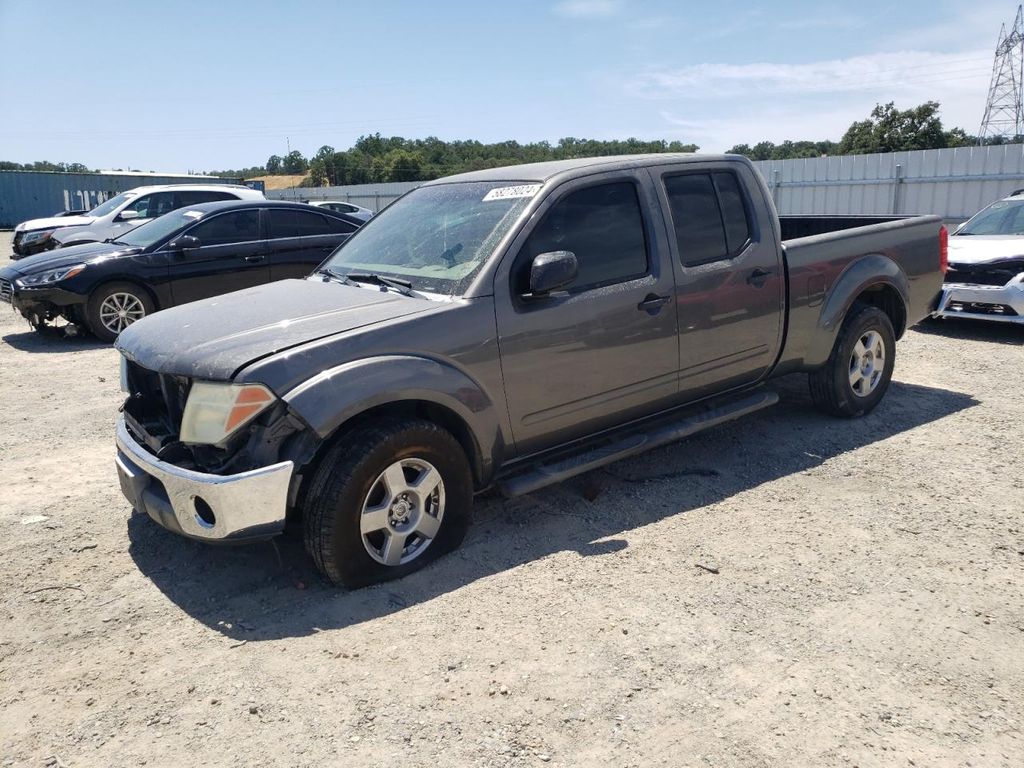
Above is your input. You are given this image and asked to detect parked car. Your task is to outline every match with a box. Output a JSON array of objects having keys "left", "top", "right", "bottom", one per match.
[
  {"left": 112, "top": 154, "right": 945, "bottom": 587},
  {"left": 304, "top": 200, "right": 374, "bottom": 221},
  {"left": 11, "top": 184, "right": 264, "bottom": 258},
  {"left": 932, "top": 191, "right": 1024, "bottom": 324},
  {"left": 0, "top": 200, "right": 360, "bottom": 341}
]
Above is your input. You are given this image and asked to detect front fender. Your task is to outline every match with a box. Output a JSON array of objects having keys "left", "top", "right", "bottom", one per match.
[
  {"left": 283, "top": 355, "right": 504, "bottom": 483},
  {"left": 805, "top": 253, "right": 909, "bottom": 367}
]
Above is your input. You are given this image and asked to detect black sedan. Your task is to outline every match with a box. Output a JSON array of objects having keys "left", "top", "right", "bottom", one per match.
[{"left": 0, "top": 201, "right": 361, "bottom": 341}]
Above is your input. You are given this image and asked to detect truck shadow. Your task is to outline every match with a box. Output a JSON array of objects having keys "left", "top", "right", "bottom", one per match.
[
  {"left": 127, "top": 375, "right": 977, "bottom": 641},
  {"left": 913, "top": 317, "right": 1023, "bottom": 346}
]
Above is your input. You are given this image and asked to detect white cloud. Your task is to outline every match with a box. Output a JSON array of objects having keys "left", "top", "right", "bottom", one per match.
[
  {"left": 633, "top": 50, "right": 991, "bottom": 99},
  {"left": 552, "top": 0, "right": 621, "bottom": 19},
  {"left": 617, "top": 48, "right": 996, "bottom": 151}
]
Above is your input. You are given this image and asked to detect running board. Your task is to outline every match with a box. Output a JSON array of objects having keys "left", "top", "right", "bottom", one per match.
[{"left": 498, "top": 390, "right": 779, "bottom": 498}]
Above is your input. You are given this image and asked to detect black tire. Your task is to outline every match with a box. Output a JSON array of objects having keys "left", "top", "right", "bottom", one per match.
[
  {"left": 85, "top": 282, "right": 155, "bottom": 342},
  {"left": 808, "top": 303, "right": 896, "bottom": 418},
  {"left": 303, "top": 418, "right": 473, "bottom": 588}
]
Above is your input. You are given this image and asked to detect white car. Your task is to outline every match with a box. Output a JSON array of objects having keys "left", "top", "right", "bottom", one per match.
[
  {"left": 305, "top": 200, "right": 374, "bottom": 221},
  {"left": 12, "top": 184, "right": 264, "bottom": 258},
  {"left": 933, "top": 192, "right": 1024, "bottom": 324}
]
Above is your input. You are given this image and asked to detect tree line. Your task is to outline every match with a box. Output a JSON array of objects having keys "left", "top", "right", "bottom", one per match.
[
  {"left": 5, "top": 103, "right": 1022, "bottom": 184},
  {"left": 215, "top": 136, "right": 701, "bottom": 186},
  {"left": 727, "top": 102, "right": 1021, "bottom": 160}
]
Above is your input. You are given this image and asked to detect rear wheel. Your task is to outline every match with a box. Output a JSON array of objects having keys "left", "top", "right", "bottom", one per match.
[
  {"left": 303, "top": 418, "right": 473, "bottom": 587},
  {"left": 86, "top": 282, "right": 154, "bottom": 342},
  {"left": 809, "top": 303, "right": 896, "bottom": 418}
]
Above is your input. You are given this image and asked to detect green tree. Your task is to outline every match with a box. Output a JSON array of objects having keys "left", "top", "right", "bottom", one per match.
[
  {"left": 266, "top": 155, "right": 283, "bottom": 174},
  {"left": 282, "top": 150, "right": 308, "bottom": 174},
  {"left": 838, "top": 101, "right": 947, "bottom": 154}
]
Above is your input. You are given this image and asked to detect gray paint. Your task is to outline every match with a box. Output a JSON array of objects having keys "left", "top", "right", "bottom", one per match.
[
  {"left": 116, "top": 154, "right": 943, "bottom": 487},
  {"left": 0, "top": 170, "right": 244, "bottom": 228}
]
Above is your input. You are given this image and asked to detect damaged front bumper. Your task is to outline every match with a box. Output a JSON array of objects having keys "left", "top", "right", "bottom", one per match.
[
  {"left": 115, "top": 417, "right": 293, "bottom": 542},
  {"left": 932, "top": 274, "right": 1024, "bottom": 324}
]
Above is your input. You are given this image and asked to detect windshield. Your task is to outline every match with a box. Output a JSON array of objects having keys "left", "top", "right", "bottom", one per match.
[
  {"left": 115, "top": 208, "right": 204, "bottom": 248},
  {"left": 321, "top": 181, "right": 539, "bottom": 295},
  {"left": 957, "top": 199, "right": 1024, "bottom": 235},
  {"left": 87, "top": 192, "right": 135, "bottom": 218}
]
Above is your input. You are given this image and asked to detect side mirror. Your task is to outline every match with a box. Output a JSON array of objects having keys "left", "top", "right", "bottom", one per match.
[
  {"left": 118, "top": 210, "right": 141, "bottom": 221},
  {"left": 169, "top": 235, "right": 201, "bottom": 251},
  {"left": 528, "top": 250, "right": 577, "bottom": 296}
]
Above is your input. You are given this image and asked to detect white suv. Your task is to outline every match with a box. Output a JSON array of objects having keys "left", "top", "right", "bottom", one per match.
[{"left": 12, "top": 184, "right": 264, "bottom": 258}]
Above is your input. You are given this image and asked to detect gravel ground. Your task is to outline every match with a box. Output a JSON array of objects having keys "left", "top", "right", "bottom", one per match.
[{"left": 1, "top": 231, "right": 1022, "bottom": 767}]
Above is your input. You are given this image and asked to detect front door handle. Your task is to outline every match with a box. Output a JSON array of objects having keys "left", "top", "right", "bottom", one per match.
[
  {"left": 637, "top": 293, "right": 671, "bottom": 313},
  {"left": 747, "top": 268, "right": 772, "bottom": 286},
  {"left": 243, "top": 254, "right": 265, "bottom": 263}
]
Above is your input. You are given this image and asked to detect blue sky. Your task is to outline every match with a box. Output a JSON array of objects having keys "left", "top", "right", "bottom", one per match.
[{"left": 0, "top": 0, "right": 1015, "bottom": 172}]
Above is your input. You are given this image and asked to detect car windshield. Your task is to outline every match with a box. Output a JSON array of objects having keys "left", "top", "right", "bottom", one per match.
[
  {"left": 115, "top": 208, "right": 204, "bottom": 248},
  {"left": 321, "top": 181, "right": 539, "bottom": 295},
  {"left": 957, "top": 199, "right": 1024, "bottom": 235},
  {"left": 87, "top": 192, "right": 135, "bottom": 218}
]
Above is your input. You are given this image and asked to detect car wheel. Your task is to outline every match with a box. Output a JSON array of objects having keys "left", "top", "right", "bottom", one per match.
[
  {"left": 809, "top": 303, "right": 896, "bottom": 418},
  {"left": 303, "top": 418, "right": 473, "bottom": 588},
  {"left": 86, "top": 282, "right": 154, "bottom": 342}
]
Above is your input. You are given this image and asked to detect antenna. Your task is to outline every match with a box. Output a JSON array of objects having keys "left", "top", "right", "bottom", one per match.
[{"left": 979, "top": 4, "right": 1024, "bottom": 143}]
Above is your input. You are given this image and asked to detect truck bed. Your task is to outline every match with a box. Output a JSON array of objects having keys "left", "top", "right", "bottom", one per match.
[{"left": 775, "top": 214, "right": 946, "bottom": 374}]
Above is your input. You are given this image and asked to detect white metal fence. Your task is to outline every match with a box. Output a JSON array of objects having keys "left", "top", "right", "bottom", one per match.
[
  {"left": 753, "top": 144, "right": 1024, "bottom": 220},
  {"left": 266, "top": 181, "right": 420, "bottom": 212},
  {"left": 266, "top": 145, "right": 1024, "bottom": 221}
]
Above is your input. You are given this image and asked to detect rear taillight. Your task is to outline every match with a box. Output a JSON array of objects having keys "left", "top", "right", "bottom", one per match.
[{"left": 939, "top": 225, "right": 949, "bottom": 273}]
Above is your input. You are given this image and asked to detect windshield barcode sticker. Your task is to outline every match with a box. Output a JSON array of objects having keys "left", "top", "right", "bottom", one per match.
[{"left": 483, "top": 184, "right": 541, "bottom": 202}]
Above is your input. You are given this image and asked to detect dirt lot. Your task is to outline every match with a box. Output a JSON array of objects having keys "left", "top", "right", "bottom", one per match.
[{"left": 1, "top": 231, "right": 1022, "bottom": 767}]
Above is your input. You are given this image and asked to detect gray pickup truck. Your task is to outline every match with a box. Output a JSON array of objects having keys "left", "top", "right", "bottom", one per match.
[{"left": 113, "top": 154, "right": 946, "bottom": 587}]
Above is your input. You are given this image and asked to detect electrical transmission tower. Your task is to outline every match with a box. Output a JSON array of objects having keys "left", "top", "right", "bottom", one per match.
[{"left": 978, "top": 4, "right": 1024, "bottom": 143}]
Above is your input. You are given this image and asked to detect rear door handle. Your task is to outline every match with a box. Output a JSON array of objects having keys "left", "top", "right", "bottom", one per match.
[
  {"left": 747, "top": 268, "right": 772, "bottom": 286},
  {"left": 243, "top": 254, "right": 265, "bottom": 263},
  {"left": 637, "top": 293, "right": 671, "bottom": 313}
]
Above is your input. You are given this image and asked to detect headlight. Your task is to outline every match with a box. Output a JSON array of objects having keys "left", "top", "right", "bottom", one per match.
[
  {"left": 21, "top": 228, "right": 57, "bottom": 244},
  {"left": 16, "top": 263, "right": 87, "bottom": 287},
  {"left": 180, "top": 381, "right": 276, "bottom": 445}
]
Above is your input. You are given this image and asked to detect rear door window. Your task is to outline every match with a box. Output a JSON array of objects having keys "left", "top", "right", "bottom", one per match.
[
  {"left": 713, "top": 172, "right": 752, "bottom": 253},
  {"left": 188, "top": 210, "right": 261, "bottom": 246},
  {"left": 518, "top": 181, "right": 648, "bottom": 292},
  {"left": 663, "top": 171, "right": 752, "bottom": 266},
  {"left": 125, "top": 191, "right": 176, "bottom": 219},
  {"left": 663, "top": 174, "right": 727, "bottom": 266},
  {"left": 268, "top": 209, "right": 337, "bottom": 238}
]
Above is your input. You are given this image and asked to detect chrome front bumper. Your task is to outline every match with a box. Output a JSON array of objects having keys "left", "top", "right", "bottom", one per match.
[
  {"left": 932, "top": 279, "right": 1024, "bottom": 324},
  {"left": 115, "top": 417, "right": 293, "bottom": 542}
]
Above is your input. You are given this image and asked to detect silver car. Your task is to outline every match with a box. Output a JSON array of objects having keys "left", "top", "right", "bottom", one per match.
[{"left": 933, "top": 192, "right": 1024, "bottom": 324}]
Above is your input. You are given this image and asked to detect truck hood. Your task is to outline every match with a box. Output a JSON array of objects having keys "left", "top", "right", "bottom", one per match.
[
  {"left": 115, "top": 278, "right": 436, "bottom": 382},
  {"left": 948, "top": 235, "right": 1024, "bottom": 266},
  {"left": 3, "top": 241, "right": 137, "bottom": 276},
  {"left": 15, "top": 214, "right": 95, "bottom": 232}
]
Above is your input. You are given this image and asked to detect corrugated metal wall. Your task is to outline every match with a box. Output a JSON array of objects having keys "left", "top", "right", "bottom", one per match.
[
  {"left": 266, "top": 181, "right": 420, "bottom": 212},
  {"left": 753, "top": 144, "right": 1024, "bottom": 220},
  {"left": 0, "top": 171, "right": 244, "bottom": 228}
]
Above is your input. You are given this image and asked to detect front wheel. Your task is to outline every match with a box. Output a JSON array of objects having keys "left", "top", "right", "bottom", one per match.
[
  {"left": 303, "top": 418, "right": 473, "bottom": 587},
  {"left": 86, "top": 282, "right": 154, "bottom": 342},
  {"left": 808, "top": 303, "right": 896, "bottom": 418}
]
